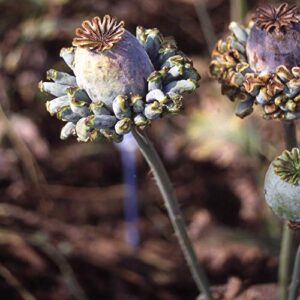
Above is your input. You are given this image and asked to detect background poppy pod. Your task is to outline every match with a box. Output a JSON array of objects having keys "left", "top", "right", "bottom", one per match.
[
  {"left": 246, "top": 3, "right": 300, "bottom": 73},
  {"left": 209, "top": 3, "right": 300, "bottom": 121}
]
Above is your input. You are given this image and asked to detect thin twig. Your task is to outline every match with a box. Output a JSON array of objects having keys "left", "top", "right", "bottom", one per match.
[
  {"left": 132, "top": 127, "right": 213, "bottom": 300},
  {"left": 0, "top": 263, "right": 37, "bottom": 300},
  {"left": 0, "top": 104, "right": 51, "bottom": 213},
  {"left": 29, "top": 233, "right": 89, "bottom": 300},
  {"left": 0, "top": 226, "right": 89, "bottom": 300},
  {"left": 0, "top": 105, "right": 40, "bottom": 188}
]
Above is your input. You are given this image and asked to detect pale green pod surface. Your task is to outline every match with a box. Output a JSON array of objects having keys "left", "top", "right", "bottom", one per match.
[
  {"left": 90, "top": 101, "right": 110, "bottom": 116},
  {"left": 264, "top": 148, "right": 300, "bottom": 223},
  {"left": 162, "top": 55, "right": 186, "bottom": 69},
  {"left": 134, "top": 114, "right": 148, "bottom": 126},
  {"left": 157, "top": 47, "right": 177, "bottom": 67},
  {"left": 66, "top": 87, "right": 90, "bottom": 103},
  {"left": 182, "top": 66, "right": 200, "bottom": 82},
  {"left": 130, "top": 95, "right": 144, "bottom": 113},
  {"left": 115, "top": 118, "right": 132, "bottom": 135},
  {"left": 147, "top": 71, "right": 163, "bottom": 91},
  {"left": 60, "top": 47, "right": 75, "bottom": 70},
  {"left": 144, "top": 101, "right": 162, "bottom": 120},
  {"left": 39, "top": 81, "right": 69, "bottom": 97},
  {"left": 146, "top": 89, "right": 166, "bottom": 103},
  {"left": 69, "top": 99, "right": 90, "bottom": 117},
  {"left": 112, "top": 95, "right": 131, "bottom": 119},
  {"left": 141, "top": 29, "right": 163, "bottom": 64},
  {"left": 164, "top": 65, "right": 184, "bottom": 83},
  {"left": 60, "top": 122, "right": 76, "bottom": 140},
  {"left": 164, "top": 79, "right": 197, "bottom": 96},
  {"left": 229, "top": 22, "right": 248, "bottom": 44},
  {"left": 75, "top": 118, "right": 92, "bottom": 142},
  {"left": 47, "top": 69, "right": 77, "bottom": 86},
  {"left": 57, "top": 107, "right": 81, "bottom": 123},
  {"left": 46, "top": 96, "right": 69, "bottom": 115},
  {"left": 265, "top": 165, "right": 300, "bottom": 222},
  {"left": 89, "top": 115, "right": 117, "bottom": 129}
]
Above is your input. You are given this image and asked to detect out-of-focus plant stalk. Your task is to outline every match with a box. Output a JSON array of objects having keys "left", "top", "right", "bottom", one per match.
[
  {"left": 194, "top": 0, "right": 217, "bottom": 52},
  {"left": 230, "top": 0, "right": 248, "bottom": 23},
  {"left": 288, "top": 242, "right": 300, "bottom": 300},
  {"left": 132, "top": 127, "right": 213, "bottom": 300},
  {"left": 279, "top": 121, "right": 297, "bottom": 300},
  {"left": 0, "top": 263, "right": 36, "bottom": 300},
  {"left": 0, "top": 104, "right": 40, "bottom": 188},
  {"left": 0, "top": 103, "right": 50, "bottom": 212},
  {"left": 29, "top": 234, "right": 88, "bottom": 300}
]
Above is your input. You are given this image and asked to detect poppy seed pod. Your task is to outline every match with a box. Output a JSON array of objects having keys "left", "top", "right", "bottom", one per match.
[
  {"left": 264, "top": 148, "right": 300, "bottom": 227},
  {"left": 40, "top": 15, "right": 200, "bottom": 142},
  {"left": 72, "top": 16, "right": 154, "bottom": 108},
  {"left": 246, "top": 3, "right": 300, "bottom": 73},
  {"left": 209, "top": 3, "right": 300, "bottom": 121}
]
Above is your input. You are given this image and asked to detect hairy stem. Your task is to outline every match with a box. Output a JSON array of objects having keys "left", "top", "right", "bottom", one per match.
[
  {"left": 132, "top": 127, "right": 213, "bottom": 300},
  {"left": 278, "top": 121, "right": 297, "bottom": 300}
]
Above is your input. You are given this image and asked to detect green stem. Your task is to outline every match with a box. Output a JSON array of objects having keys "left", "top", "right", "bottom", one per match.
[
  {"left": 230, "top": 0, "right": 248, "bottom": 23},
  {"left": 278, "top": 121, "right": 297, "bottom": 300},
  {"left": 288, "top": 243, "right": 300, "bottom": 300},
  {"left": 279, "top": 226, "right": 294, "bottom": 300},
  {"left": 283, "top": 121, "right": 297, "bottom": 150},
  {"left": 132, "top": 127, "right": 213, "bottom": 300}
]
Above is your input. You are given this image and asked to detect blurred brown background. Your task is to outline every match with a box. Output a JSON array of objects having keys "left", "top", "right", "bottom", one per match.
[{"left": 0, "top": 0, "right": 299, "bottom": 299}]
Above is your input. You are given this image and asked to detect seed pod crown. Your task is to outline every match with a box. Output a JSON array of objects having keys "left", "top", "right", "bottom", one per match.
[
  {"left": 72, "top": 15, "right": 125, "bottom": 51},
  {"left": 254, "top": 3, "right": 300, "bottom": 34}
]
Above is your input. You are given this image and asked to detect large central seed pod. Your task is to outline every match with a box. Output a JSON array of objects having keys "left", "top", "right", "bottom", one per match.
[
  {"left": 246, "top": 3, "right": 300, "bottom": 72},
  {"left": 72, "top": 16, "right": 154, "bottom": 108}
]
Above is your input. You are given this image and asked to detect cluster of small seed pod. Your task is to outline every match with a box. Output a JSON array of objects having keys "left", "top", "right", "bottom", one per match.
[
  {"left": 210, "top": 22, "right": 300, "bottom": 120},
  {"left": 39, "top": 26, "right": 200, "bottom": 143}
]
